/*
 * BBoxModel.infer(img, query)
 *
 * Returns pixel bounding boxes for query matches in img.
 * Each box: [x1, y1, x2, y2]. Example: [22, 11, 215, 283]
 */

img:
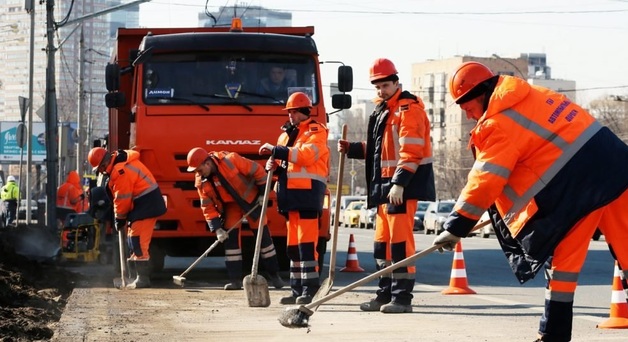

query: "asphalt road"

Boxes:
[52, 227, 628, 342]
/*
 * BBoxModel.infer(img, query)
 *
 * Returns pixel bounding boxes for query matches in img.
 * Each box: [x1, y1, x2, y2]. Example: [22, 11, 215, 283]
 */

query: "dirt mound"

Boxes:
[0, 226, 77, 342]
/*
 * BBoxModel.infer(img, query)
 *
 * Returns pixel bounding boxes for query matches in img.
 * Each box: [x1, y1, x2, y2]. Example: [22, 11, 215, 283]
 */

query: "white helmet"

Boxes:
[6, 175, 15, 182]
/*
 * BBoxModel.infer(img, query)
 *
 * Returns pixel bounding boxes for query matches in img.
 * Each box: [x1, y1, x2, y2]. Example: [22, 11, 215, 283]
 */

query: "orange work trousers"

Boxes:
[127, 218, 156, 260]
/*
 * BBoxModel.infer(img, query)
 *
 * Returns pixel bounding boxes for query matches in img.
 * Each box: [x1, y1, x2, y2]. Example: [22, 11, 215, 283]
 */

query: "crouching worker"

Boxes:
[88, 147, 167, 289]
[187, 147, 284, 290]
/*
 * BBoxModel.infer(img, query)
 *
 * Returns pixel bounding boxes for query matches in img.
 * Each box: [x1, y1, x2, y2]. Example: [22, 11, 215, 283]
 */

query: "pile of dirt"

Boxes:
[0, 226, 78, 342]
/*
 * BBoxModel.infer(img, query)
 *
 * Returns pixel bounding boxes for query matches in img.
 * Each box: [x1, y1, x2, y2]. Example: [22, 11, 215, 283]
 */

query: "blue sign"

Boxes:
[0, 122, 47, 162]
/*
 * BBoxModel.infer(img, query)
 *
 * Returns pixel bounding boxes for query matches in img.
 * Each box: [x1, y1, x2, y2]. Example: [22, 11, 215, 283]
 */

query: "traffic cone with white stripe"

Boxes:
[340, 234, 364, 272]
[597, 261, 628, 329]
[442, 241, 476, 295]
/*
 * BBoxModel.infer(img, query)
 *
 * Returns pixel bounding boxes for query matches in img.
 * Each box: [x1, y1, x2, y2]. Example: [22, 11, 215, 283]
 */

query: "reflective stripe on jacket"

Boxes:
[445, 76, 628, 282]
[57, 171, 83, 212]
[108, 149, 166, 222]
[347, 89, 435, 207]
[195, 151, 267, 224]
[272, 118, 329, 212]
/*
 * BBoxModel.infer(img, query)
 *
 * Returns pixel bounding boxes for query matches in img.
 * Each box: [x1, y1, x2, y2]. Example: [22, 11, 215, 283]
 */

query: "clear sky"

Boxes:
[137, 0, 628, 106]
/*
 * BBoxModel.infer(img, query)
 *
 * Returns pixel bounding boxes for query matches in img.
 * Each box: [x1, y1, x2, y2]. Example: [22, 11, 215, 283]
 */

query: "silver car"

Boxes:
[423, 200, 455, 235]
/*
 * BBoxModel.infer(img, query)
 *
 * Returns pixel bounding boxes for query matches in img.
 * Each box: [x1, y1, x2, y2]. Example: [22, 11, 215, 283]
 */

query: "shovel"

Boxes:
[113, 225, 133, 289]
[243, 170, 273, 307]
[312, 124, 347, 305]
[172, 204, 260, 287]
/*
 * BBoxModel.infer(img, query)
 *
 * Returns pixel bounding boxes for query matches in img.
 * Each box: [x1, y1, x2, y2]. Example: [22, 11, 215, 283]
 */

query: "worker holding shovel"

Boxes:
[259, 92, 329, 305]
[186, 148, 284, 290]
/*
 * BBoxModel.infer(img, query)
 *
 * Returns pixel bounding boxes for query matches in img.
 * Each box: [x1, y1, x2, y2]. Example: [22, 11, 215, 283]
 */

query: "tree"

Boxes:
[587, 95, 628, 143]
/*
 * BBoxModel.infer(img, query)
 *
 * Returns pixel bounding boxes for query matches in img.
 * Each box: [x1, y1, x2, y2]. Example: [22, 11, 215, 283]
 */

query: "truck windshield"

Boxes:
[142, 52, 318, 106]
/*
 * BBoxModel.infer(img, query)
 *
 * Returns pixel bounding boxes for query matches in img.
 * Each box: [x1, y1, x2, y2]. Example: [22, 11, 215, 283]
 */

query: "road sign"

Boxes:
[349, 170, 357, 177]
[16, 123, 27, 148]
[18, 96, 29, 123]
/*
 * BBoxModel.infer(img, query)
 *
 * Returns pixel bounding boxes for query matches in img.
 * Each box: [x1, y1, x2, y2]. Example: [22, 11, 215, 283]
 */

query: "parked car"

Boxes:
[413, 201, 432, 231]
[477, 211, 494, 238]
[359, 205, 376, 229]
[332, 195, 366, 226]
[343, 200, 365, 228]
[423, 200, 455, 235]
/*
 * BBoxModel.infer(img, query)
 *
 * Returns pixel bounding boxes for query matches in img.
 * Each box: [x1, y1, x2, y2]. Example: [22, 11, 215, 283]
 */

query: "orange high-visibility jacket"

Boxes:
[271, 118, 329, 212]
[108, 149, 166, 222]
[445, 76, 628, 282]
[346, 89, 435, 207]
[57, 171, 83, 212]
[195, 151, 267, 224]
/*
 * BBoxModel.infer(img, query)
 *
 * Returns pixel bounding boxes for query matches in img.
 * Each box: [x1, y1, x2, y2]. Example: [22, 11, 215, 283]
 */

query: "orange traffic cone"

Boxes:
[597, 261, 628, 329]
[340, 234, 364, 272]
[441, 241, 476, 295]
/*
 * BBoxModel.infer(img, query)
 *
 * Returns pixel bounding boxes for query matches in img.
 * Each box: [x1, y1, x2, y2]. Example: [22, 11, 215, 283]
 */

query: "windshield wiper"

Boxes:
[151, 96, 209, 111]
[193, 93, 253, 112]
[235, 90, 284, 104]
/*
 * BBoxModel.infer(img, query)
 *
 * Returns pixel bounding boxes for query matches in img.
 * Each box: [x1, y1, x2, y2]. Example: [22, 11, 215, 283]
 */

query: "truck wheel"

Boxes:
[149, 244, 166, 274]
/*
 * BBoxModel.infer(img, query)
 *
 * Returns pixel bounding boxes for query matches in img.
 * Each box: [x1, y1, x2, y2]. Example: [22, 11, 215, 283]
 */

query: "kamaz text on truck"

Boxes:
[102, 18, 353, 272]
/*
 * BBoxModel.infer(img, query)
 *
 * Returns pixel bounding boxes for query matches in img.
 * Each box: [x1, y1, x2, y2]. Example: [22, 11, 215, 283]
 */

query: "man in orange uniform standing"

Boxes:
[88, 147, 167, 289]
[186, 147, 284, 290]
[433, 61, 628, 341]
[339, 58, 435, 313]
[259, 91, 329, 305]
[56, 170, 85, 222]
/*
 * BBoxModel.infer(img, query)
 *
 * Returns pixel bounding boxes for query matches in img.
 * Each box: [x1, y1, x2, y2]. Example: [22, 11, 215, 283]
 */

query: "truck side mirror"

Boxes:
[332, 94, 352, 110]
[105, 64, 120, 91]
[105, 93, 126, 109]
[337, 66, 353, 93]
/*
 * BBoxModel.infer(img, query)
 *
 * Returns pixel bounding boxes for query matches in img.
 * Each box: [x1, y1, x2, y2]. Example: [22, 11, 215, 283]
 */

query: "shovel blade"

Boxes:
[243, 274, 271, 307]
[113, 277, 133, 289]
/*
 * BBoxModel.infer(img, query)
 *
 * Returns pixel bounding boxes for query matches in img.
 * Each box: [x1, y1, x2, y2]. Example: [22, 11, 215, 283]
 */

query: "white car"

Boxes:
[423, 200, 455, 235]
[358, 205, 376, 229]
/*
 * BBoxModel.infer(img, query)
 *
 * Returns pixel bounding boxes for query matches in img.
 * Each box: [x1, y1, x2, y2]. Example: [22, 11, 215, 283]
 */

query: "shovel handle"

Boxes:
[328, 124, 348, 279]
[250, 170, 273, 278]
[117, 226, 127, 288]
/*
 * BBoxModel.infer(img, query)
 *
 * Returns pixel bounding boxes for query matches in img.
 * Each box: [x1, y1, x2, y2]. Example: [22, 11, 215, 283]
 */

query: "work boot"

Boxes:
[126, 261, 151, 289]
[296, 295, 312, 304]
[379, 302, 412, 313]
[359, 298, 389, 312]
[224, 281, 242, 290]
[279, 295, 297, 305]
[268, 273, 285, 289]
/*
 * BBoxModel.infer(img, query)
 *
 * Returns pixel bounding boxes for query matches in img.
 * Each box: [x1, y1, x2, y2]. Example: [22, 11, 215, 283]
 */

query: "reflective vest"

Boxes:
[272, 118, 329, 212]
[346, 89, 435, 206]
[1, 182, 19, 201]
[447, 76, 628, 282]
[108, 149, 166, 222]
[195, 151, 266, 223]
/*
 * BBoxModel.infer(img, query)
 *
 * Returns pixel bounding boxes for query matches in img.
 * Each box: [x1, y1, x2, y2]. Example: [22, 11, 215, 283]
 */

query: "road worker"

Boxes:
[338, 58, 435, 313]
[1, 175, 20, 227]
[259, 91, 329, 305]
[432, 61, 628, 342]
[56, 170, 86, 222]
[88, 147, 167, 289]
[186, 147, 284, 290]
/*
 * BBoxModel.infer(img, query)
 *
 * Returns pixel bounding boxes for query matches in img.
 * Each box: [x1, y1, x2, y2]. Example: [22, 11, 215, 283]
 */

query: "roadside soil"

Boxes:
[0, 225, 77, 342]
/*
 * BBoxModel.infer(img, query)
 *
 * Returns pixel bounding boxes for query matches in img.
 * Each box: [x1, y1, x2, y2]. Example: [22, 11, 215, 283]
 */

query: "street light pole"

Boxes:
[491, 54, 526, 79]
[26, 0, 35, 224]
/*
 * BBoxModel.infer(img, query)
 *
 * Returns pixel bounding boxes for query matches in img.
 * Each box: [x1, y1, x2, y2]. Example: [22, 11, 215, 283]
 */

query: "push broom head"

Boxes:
[278, 305, 313, 328]
[172, 275, 186, 287]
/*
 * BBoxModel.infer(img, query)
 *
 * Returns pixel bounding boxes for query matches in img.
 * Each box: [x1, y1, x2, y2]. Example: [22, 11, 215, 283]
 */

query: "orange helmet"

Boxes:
[449, 62, 494, 104]
[187, 147, 209, 172]
[283, 92, 312, 111]
[369, 58, 398, 82]
[88, 147, 108, 168]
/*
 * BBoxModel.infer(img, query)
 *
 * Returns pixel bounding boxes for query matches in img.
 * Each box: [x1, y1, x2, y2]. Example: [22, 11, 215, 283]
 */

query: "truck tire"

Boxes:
[149, 243, 166, 274]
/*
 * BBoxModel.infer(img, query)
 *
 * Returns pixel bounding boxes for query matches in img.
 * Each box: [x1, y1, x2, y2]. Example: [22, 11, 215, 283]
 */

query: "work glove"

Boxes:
[114, 219, 127, 232]
[432, 231, 461, 253]
[265, 157, 277, 171]
[338, 139, 349, 153]
[259, 143, 275, 156]
[215, 228, 228, 242]
[387, 184, 404, 206]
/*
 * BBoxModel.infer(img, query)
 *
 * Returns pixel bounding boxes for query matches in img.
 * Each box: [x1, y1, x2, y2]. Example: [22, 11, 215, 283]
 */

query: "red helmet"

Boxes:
[88, 147, 108, 168]
[369, 58, 398, 82]
[187, 147, 209, 172]
[283, 92, 312, 111]
[449, 62, 494, 103]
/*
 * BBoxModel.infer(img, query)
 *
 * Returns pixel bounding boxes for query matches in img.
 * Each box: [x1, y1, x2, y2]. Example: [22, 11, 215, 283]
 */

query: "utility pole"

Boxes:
[25, 0, 35, 224]
[77, 25, 85, 177]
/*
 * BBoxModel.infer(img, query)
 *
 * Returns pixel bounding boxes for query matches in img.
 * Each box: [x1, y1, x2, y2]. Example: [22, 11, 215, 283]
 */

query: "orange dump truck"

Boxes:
[102, 19, 353, 271]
